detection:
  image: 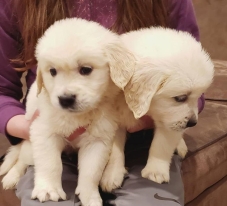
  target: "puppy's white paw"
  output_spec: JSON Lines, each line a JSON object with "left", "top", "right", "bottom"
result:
{"left": 2, "top": 172, "right": 20, "bottom": 190}
{"left": 31, "top": 185, "right": 66, "bottom": 202}
{"left": 176, "top": 139, "right": 188, "bottom": 159}
{"left": 87, "top": 196, "right": 102, "bottom": 206}
{"left": 141, "top": 158, "right": 170, "bottom": 184}
{"left": 1, "top": 164, "right": 26, "bottom": 190}
{"left": 0, "top": 165, "right": 8, "bottom": 176}
{"left": 76, "top": 186, "right": 102, "bottom": 206}
{"left": 100, "top": 164, "right": 127, "bottom": 192}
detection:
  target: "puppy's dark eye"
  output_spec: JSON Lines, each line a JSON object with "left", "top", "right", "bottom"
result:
{"left": 79, "top": 66, "right": 92, "bottom": 75}
{"left": 174, "top": 95, "right": 188, "bottom": 102}
{"left": 50, "top": 68, "right": 57, "bottom": 77}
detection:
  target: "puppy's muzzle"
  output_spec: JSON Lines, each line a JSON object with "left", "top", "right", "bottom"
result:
{"left": 186, "top": 118, "right": 197, "bottom": 128}
{"left": 58, "top": 95, "right": 76, "bottom": 109}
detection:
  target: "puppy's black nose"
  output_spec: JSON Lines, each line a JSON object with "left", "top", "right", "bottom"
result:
{"left": 186, "top": 120, "right": 197, "bottom": 128}
{"left": 58, "top": 95, "right": 76, "bottom": 108}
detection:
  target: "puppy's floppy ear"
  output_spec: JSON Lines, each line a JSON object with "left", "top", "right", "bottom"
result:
{"left": 124, "top": 60, "right": 167, "bottom": 119}
{"left": 36, "top": 67, "right": 43, "bottom": 96}
{"left": 105, "top": 43, "right": 135, "bottom": 90}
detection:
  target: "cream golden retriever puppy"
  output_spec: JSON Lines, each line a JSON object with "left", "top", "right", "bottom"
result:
{"left": 0, "top": 18, "right": 135, "bottom": 206}
{"left": 100, "top": 27, "right": 214, "bottom": 191}
{"left": 0, "top": 24, "right": 214, "bottom": 203}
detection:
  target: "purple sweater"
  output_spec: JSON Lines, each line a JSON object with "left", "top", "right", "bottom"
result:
{"left": 0, "top": 0, "right": 202, "bottom": 145}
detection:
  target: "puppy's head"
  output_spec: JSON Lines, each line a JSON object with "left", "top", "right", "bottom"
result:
{"left": 35, "top": 18, "right": 135, "bottom": 114}
{"left": 121, "top": 28, "right": 214, "bottom": 131}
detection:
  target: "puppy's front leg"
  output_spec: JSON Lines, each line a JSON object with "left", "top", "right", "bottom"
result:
{"left": 100, "top": 127, "right": 127, "bottom": 192}
{"left": 76, "top": 138, "right": 112, "bottom": 206}
{"left": 176, "top": 138, "right": 188, "bottom": 158}
{"left": 141, "top": 127, "right": 182, "bottom": 184}
{"left": 30, "top": 120, "right": 66, "bottom": 202}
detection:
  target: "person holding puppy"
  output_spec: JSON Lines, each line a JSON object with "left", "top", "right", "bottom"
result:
{"left": 0, "top": 0, "right": 203, "bottom": 205}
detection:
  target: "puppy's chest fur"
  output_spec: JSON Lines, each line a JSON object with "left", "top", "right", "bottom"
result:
{"left": 39, "top": 93, "right": 118, "bottom": 149}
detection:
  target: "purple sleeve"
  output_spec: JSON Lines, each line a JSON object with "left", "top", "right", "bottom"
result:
{"left": 168, "top": 0, "right": 200, "bottom": 41}
{"left": 168, "top": 0, "right": 204, "bottom": 113}
{"left": 0, "top": 0, "right": 25, "bottom": 144}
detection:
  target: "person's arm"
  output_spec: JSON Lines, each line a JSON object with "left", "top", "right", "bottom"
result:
{"left": 0, "top": 0, "right": 29, "bottom": 144}
{"left": 168, "top": 0, "right": 200, "bottom": 41}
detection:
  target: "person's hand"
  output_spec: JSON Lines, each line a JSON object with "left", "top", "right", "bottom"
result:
{"left": 127, "top": 115, "right": 154, "bottom": 133}
{"left": 6, "top": 110, "right": 39, "bottom": 140}
{"left": 6, "top": 109, "right": 87, "bottom": 141}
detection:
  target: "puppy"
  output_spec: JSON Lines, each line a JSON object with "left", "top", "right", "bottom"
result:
{"left": 100, "top": 27, "right": 214, "bottom": 191}
{"left": 0, "top": 18, "right": 135, "bottom": 206}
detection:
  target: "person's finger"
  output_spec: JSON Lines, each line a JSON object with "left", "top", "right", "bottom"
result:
{"left": 127, "top": 115, "right": 154, "bottom": 133}
{"left": 140, "top": 115, "right": 154, "bottom": 129}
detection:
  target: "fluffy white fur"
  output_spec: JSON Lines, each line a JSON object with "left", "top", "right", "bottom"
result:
{"left": 100, "top": 28, "right": 214, "bottom": 190}
{"left": 0, "top": 25, "right": 214, "bottom": 201}
{"left": 0, "top": 18, "right": 135, "bottom": 206}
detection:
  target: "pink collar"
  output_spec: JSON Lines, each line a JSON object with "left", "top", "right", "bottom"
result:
{"left": 67, "top": 126, "right": 87, "bottom": 141}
